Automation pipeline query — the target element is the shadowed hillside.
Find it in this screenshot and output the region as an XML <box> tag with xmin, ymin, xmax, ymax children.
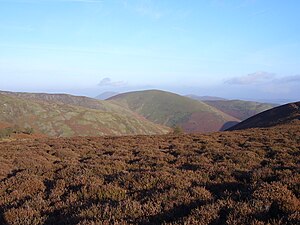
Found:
<box><xmin>204</xmin><ymin>100</ymin><xmax>277</xmax><ymax>121</ymax></box>
<box><xmin>0</xmin><ymin>93</ymin><xmax>169</xmax><ymax>137</ymax></box>
<box><xmin>108</xmin><ymin>90</ymin><xmax>240</xmax><ymax>133</ymax></box>
<box><xmin>228</xmin><ymin>101</ymin><xmax>300</xmax><ymax>131</ymax></box>
<box><xmin>0</xmin><ymin>122</ymin><xmax>299</xmax><ymax>224</ymax></box>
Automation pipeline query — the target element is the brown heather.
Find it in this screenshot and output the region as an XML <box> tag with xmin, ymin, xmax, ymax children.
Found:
<box><xmin>0</xmin><ymin>121</ymin><xmax>299</xmax><ymax>224</ymax></box>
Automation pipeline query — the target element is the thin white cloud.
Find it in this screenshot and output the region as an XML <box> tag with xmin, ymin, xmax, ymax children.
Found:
<box><xmin>0</xmin><ymin>43</ymin><xmax>113</xmax><ymax>55</ymax></box>
<box><xmin>225</xmin><ymin>71</ymin><xmax>275</xmax><ymax>85</ymax></box>
<box><xmin>0</xmin><ymin>43</ymin><xmax>203</xmax><ymax>61</ymax></box>
<box><xmin>251</xmin><ymin>10</ymin><xmax>268</xmax><ymax>17</ymax></box>
<box><xmin>122</xmin><ymin>0</ymin><xmax>164</xmax><ymax>20</ymax></box>
<box><xmin>0</xmin><ymin>0</ymin><xmax>103</xmax><ymax>3</ymax></box>
<box><xmin>136</xmin><ymin>5</ymin><xmax>162</xmax><ymax>19</ymax></box>
<box><xmin>0</xmin><ymin>24</ymin><xmax>34</xmax><ymax>32</ymax></box>
<box><xmin>98</xmin><ymin>78</ymin><xmax>127</xmax><ymax>87</ymax></box>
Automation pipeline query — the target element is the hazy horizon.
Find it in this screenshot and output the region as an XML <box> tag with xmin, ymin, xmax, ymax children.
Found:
<box><xmin>1</xmin><ymin>0</ymin><xmax>300</xmax><ymax>102</ymax></box>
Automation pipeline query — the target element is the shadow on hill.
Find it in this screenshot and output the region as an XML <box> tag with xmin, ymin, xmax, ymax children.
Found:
<box><xmin>220</xmin><ymin>121</ymin><xmax>239</xmax><ymax>131</ymax></box>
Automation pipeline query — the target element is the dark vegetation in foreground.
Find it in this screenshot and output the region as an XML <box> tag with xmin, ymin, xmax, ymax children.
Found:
<box><xmin>0</xmin><ymin>122</ymin><xmax>299</xmax><ymax>224</ymax></box>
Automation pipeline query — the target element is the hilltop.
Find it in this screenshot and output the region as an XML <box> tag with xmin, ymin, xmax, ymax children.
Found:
<box><xmin>0</xmin><ymin>92</ymin><xmax>169</xmax><ymax>137</ymax></box>
<box><xmin>108</xmin><ymin>90</ymin><xmax>240</xmax><ymax>133</ymax></box>
<box><xmin>228</xmin><ymin>101</ymin><xmax>300</xmax><ymax>131</ymax></box>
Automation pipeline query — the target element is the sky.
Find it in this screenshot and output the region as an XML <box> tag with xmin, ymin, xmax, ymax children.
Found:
<box><xmin>0</xmin><ymin>0</ymin><xmax>300</xmax><ymax>102</ymax></box>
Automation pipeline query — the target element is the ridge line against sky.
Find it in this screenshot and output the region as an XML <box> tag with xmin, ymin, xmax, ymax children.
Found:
<box><xmin>0</xmin><ymin>0</ymin><xmax>299</xmax><ymax>101</ymax></box>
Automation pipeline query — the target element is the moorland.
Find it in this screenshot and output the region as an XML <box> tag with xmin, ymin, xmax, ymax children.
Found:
<box><xmin>0</xmin><ymin>90</ymin><xmax>299</xmax><ymax>224</ymax></box>
<box><xmin>0</xmin><ymin>121</ymin><xmax>299</xmax><ymax>224</ymax></box>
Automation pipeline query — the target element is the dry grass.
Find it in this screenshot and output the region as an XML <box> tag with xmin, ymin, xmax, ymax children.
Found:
<box><xmin>0</xmin><ymin>122</ymin><xmax>299</xmax><ymax>224</ymax></box>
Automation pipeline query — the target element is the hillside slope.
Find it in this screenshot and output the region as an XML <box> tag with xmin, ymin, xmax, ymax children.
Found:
<box><xmin>204</xmin><ymin>100</ymin><xmax>276</xmax><ymax>120</ymax></box>
<box><xmin>227</xmin><ymin>101</ymin><xmax>300</xmax><ymax>130</ymax></box>
<box><xmin>0</xmin><ymin>122</ymin><xmax>299</xmax><ymax>224</ymax></box>
<box><xmin>108</xmin><ymin>90</ymin><xmax>240</xmax><ymax>132</ymax></box>
<box><xmin>0</xmin><ymin>91</ymin><xmax>127</xmax><ymax>112</ymax></box>
<box><xmin>0</xmin><ymin>93</ymin><xmax>169</xmax><ymax>137</ymax></box>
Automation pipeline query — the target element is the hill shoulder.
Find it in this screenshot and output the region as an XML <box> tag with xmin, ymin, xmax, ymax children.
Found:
<box><xmin>108</xmin><ymin>90</ymin><xmax>240</xmax><ymax>133</ymax></box>
<box><xmin>227</xmin><ymin>101</ymin><xmax>300</xmax><ymax>130</ymax></box>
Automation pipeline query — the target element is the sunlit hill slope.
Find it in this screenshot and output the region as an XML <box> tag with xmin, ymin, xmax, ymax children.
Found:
<box><xmin>0</xmin><ymin>92</ymin><xmax>169</xmax><ymax>137</ymax></box>
<box><xmin>108</xmin><ymin>90</ymin><xmax>240</xmax><ymax>133</ymax></box>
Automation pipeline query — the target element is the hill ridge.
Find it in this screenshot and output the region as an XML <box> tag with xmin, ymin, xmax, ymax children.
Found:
<box><xmin>203</xmin><ymin>99</ymin><xmax>277</xmax><ymax>121</ymax></box>
<box><xmin>0</xmin><ymin>92</ymin><xmax>170</xmax><ymax>137</ymax></box>
<box><xmin>227</xmin><ymin>101</ymin><xmax>300</xmax><ymax>130</ymax></box>
<box><xmin>109</xmin><ymin>89</ymin><xmax>240</xmax><ymax>132</ymax></box>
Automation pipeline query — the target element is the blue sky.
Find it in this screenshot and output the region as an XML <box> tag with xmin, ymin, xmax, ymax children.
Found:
<box><xmin>0</xmin><ymin>0</ymin><xmax>300</xmax><ymax>102</ymax></box>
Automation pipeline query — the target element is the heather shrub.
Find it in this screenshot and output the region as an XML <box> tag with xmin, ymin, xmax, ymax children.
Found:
<box><xmin>0</xmin><ymin>123</ymin><xmax>299</xmax><ymax>224</ymax></box>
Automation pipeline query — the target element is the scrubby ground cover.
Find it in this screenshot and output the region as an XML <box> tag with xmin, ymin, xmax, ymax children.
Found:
<box><xmin>0</xmin><ymin>122</ymin><xmax>299</xmax><ymax>224</ymax></box>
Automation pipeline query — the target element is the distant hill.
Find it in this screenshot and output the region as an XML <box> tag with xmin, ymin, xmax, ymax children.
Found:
<box><xmin>227</xmin><ymin>101</ymin><xmax>300</xmax><ymax>131</ymax></box>
<box><xmin>204</xmin><ymin>100</ymin><xmax>277</xmax><ymax>121</ymax></box>
<box><xmin>108</xmin><ymin>90</ymin><xmax>240</xmax><ymax>133</ymax></box>
<box><xmin>95</xmin><ymin>91</ymin><xmax>119</xmax><ymax>100</ymax></box>
<box><xmin>0</xmin><ymin>92</ymin><xmax>169</xmax><ymax>137</ymax></box>
<box><xmin>186</xmin><ymin>94</ymin><xmax>227</xmax><ymax>101</ymax></box>
<box><xmin>0</xmin><ymin>90</ymin><xmax>150</xmax><ymax>118</ymax></box>
<box><xmin>0</xmin><ymin>91</ymin><xmax>122</xmax><ymax>111</ymax></box>
<box><xmin>247</xmin><ymin>98</ymin><xmax>296</xmax><ymax>105</ymax></box>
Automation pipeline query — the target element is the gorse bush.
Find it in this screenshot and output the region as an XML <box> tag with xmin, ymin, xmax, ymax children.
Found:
<box><xmin>0</xmin><ymin>127</ymin><xmax>14</xmax><ymax>138</ymax></box>
<box><xmin>0</xmin><ymin>126</ymin><xmax>34</xmax><ymax>139</ymax></box>
<box><xmin>23</xmin><ymin>127</ymin><xmax>34</xmax><ymax>135</ymax></box>
<box><xmin>172</xmin><ymin>125</ymin><xmax>184</xmax><ymax>135</ymax></box>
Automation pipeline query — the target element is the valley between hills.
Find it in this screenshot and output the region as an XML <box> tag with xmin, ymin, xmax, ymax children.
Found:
<box><xmin>0</xmin><ymin>90</ymin><xmax>275</xmax><ymax>138</ymax></box>
<box><xmin>0</xmin><ymin>90</ymin><xmax>299</xmax><ymax>224</ymax></box>
<box><xmin>2</xmin><ymin>1</ymin><xmax>299</xmax><ymax>224</ymax></box>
